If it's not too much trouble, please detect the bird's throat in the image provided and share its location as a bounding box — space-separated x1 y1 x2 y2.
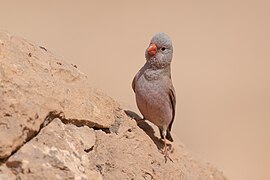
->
147 57 170 70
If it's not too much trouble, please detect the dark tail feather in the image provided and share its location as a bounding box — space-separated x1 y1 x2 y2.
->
159 128 174 142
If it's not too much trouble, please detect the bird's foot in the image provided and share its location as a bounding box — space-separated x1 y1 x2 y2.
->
163 147 173 163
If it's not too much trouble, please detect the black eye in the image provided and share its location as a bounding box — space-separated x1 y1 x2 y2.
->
161 47 166 51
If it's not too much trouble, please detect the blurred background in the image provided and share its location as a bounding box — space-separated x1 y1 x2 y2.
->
1 1 270 179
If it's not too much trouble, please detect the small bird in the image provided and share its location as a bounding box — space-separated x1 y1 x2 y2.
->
132 32 176 161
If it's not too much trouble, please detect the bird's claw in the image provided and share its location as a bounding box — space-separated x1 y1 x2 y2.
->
163 148 173 163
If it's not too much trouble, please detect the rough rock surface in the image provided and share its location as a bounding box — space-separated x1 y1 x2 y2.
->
0 31 119 159
0 32 227 180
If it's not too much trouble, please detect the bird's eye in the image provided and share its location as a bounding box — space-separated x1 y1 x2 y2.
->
161 47 166 51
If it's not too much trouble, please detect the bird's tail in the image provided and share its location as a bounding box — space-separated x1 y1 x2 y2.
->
159 128 174 142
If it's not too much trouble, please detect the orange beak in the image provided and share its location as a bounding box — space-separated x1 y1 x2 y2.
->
147 43 157 56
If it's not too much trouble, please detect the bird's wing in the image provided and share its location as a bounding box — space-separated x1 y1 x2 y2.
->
168 84 176 132
132 67 143 92
132 65 148 93
132 74 137 92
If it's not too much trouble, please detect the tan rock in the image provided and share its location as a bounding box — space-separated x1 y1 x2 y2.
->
0 32 227 179
0 31 120 159
90 116 226 180
1 118 101 180
1 116 226 180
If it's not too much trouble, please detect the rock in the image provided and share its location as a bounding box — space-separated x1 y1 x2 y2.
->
0 31 120 159
0 32 227 179
0 118 101 180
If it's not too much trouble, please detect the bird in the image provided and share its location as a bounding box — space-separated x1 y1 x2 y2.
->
132 32 176 162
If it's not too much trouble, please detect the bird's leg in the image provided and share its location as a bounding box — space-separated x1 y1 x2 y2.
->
162 130 173 163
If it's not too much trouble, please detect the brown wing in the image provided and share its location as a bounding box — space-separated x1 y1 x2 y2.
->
132 75 136 93
159 85 176 142
168 85 176 132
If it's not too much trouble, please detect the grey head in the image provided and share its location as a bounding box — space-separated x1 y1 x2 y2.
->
145 32 173 69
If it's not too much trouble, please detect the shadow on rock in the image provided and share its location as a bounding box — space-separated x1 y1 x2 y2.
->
124 110 164 150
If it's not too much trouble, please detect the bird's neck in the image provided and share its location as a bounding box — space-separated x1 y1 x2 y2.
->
143 63 172 80
146 58 171 71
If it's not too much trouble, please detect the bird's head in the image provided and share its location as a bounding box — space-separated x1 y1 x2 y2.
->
145 32 173 68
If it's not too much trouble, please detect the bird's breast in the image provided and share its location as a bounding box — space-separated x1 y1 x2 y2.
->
135 75 172 128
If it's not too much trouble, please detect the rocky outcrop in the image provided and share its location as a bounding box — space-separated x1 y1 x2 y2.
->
0 32 227 180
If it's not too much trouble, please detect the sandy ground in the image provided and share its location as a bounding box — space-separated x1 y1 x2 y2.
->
1 1 270 179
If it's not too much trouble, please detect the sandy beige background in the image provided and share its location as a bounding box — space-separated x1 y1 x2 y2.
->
1 1 270 179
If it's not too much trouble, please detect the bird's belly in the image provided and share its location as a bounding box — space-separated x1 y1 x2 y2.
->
135 81 172 128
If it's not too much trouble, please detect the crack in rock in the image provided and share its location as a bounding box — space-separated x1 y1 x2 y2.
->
1 109 119 164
